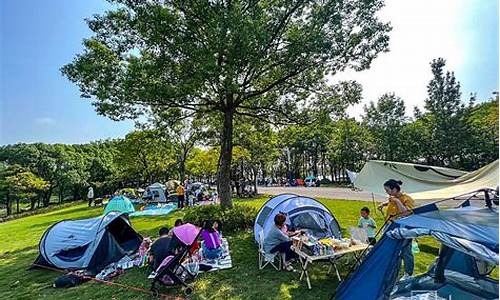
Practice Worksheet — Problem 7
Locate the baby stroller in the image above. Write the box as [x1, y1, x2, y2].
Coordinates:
[150, 223, 201, 297]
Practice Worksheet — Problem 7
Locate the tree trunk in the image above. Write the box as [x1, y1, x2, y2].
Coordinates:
[252, 165, 258, 195]
[6, 191, 11, 216]
[16, 198, 20, 214]
[217, 109, 234, 208]
[43, 188, 53, 207]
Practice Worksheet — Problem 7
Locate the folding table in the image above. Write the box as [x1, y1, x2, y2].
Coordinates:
[291, 243, 369, 289]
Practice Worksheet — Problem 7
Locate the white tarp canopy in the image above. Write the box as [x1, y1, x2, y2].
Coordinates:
[354, 160, 499, 201]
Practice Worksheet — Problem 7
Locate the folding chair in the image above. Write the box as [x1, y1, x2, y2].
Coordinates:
[257, 233, 283, 270]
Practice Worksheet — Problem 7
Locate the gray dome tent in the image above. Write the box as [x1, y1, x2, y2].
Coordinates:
[254, 194, 342, 243]
[34, 211, 142, 272]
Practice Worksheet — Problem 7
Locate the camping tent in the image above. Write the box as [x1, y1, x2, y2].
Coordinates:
[335, 203, 499, 300]
[34, 211, 142, 272]
[143, 182, 167, 202]
[104, 195, 135, 215]
[353, 160, 498, 201]
[165, 180, 180, 193]
[254, 194, 342, 243]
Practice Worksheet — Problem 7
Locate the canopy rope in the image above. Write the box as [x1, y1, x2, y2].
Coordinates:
[32, 263, 185, 300]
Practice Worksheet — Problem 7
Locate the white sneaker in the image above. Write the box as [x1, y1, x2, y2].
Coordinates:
[284, 263, 295, 272]
[400, 273, 411, 281]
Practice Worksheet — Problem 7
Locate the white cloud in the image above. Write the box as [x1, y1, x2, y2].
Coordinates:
[35, 117, 56, 126]
[332, 0, 468, 119]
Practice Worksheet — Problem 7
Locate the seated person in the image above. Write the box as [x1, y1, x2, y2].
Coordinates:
[263, 213, 302, 271]
[201, 220, 223, 259]
[149, 227, 172, 270]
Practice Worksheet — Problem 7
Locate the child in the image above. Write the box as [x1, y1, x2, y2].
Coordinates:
[358, 207, 377, 245]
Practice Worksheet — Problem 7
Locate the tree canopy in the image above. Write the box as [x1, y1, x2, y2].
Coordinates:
[62, 0, 391, 207]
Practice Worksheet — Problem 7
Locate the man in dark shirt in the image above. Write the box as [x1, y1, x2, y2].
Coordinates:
[150, 227, 172, 270]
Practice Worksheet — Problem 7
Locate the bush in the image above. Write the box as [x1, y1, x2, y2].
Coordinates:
[320, 178, 332, 184]
[183, 204, 258, 233]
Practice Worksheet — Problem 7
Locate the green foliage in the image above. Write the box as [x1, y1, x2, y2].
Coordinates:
[363, 93, 407, 161]
[186, 147, 219, 178]
[183, 204, 258, 233]
[328, 118, 373, 171]
[115, 130, 176, 185]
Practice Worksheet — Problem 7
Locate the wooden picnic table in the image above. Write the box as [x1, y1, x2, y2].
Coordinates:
[291, 241, 369, 290]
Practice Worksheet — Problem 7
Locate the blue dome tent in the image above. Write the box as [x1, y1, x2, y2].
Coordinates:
[254, 194, 341, 243]
[335, 200, 499, 300]
[34, 211, 142, 273]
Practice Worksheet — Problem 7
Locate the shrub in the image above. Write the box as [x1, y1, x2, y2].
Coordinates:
[320, 178, 332, 184]
[183, 204, 258, 233]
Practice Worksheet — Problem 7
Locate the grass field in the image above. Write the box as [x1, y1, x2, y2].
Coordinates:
[0, 196, 492, 299]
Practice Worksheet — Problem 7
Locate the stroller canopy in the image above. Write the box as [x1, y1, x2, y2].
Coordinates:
[34, 212, 142, 272]
[172, 223, 201, 246]
[104, 195, 135, 215]
[335, 203, 499, 300]
[254, 194, 341, 243]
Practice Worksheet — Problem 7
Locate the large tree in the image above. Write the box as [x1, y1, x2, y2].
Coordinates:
[363, 93, 407, 161]
[422, 58, 468, 167]
[62, 0, 390, 207]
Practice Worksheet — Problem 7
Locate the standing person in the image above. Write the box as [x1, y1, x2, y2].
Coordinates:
[184, 176, 191, 202]
[378, 179, 416, 280]
[357, 207, 377, 245]
[87, 186, 94, 207]
[176, 184, 185, 209]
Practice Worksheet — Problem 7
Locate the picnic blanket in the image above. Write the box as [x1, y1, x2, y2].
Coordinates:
[129, 203, 177, 217]
[200, 238, 233, 272]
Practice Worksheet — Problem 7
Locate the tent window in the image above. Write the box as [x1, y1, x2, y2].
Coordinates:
[256, 206, 272, 227]
[476, 259, 496, 276]
[54, 244, 89, 261]
[107, 218, 141, 252]
[290, 213, 329, 238]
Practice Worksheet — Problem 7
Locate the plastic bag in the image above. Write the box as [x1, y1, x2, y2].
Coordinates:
[411, 240, 420, 254]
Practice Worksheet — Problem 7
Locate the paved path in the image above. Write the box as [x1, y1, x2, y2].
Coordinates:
[258, 186, 386, 202]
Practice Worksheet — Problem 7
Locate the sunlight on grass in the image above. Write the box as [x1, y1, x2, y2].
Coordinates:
[1, 195, 495, 299]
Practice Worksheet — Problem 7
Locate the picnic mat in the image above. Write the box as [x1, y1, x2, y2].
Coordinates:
[129, 203, 177, 217]
[200, 238, 233, 272]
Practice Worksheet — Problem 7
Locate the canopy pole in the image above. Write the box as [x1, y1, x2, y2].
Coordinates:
[485, 189, 492, 209]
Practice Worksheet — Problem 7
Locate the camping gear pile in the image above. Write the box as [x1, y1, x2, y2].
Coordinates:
[293, 234, 363, 257]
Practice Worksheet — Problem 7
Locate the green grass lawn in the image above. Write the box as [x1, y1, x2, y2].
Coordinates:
[0, 196, 493, 299]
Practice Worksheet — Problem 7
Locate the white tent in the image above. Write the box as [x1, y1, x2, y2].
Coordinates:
[354, 160, 498, 201]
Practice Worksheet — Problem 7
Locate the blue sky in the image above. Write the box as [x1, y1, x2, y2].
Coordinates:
[1, 0, 498, 145]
